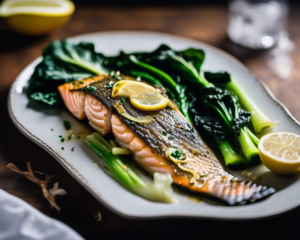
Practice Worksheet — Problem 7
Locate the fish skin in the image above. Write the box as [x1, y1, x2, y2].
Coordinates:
[111, 113, 275, 205]
[73, 75, 276, 205]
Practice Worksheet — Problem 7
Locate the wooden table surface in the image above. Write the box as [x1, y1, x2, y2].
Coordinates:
[1, 5, 300, 239]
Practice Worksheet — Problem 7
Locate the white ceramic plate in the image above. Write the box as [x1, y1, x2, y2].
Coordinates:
[8, 31, 300, 220]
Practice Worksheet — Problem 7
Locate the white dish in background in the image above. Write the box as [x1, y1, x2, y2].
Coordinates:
[8, 31, 300, 220]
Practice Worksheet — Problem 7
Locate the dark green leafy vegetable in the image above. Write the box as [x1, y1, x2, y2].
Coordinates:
[194, 115, 226, 140]
[193, 110, 248, 168]
[204, 71, 274, 133]
[26, 40, 107, 105]
[193, 87, 259, 164]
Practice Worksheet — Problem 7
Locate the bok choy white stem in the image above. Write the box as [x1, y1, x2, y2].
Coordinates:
[85, 132, 176, 203]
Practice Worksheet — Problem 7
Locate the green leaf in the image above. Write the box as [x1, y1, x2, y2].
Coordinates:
[132, 45, 207, 85]
[42, 40, 107, 77]
[26, 40, 108, 106]
[193, 115, 227, 140]
[232, 109, 251, 136]
[204, 71, 231, 86]
[177, 48, 205, 74]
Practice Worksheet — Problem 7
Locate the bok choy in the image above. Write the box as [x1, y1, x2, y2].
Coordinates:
[204, 71, 274, 133]
[26, 40, 108, 105]
[85, 132, 176, 203]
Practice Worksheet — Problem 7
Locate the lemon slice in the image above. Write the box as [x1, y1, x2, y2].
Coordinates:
[111, 80, 158, 98]
[130, 93, 169, 111]
[0, 0, 75, 35]
[111, 80, 174, 111]
[258, 132, 300, 174]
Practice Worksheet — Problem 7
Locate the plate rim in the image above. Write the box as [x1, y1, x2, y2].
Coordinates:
[8, 30, 300, 220]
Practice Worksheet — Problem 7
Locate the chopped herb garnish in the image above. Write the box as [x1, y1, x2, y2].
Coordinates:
[63, 120, 71, 130]
[61, 147, 64, 150]
[162, 131, 167, 136]
[61, 138, 65, 143]
[77, 136, 80, 139]
[200, 174, 208, 177]
[170, 150, 182, 160]
[114, 76, 122, 81]
[191, 129, 195, 133]
[105, 81, 115, 88]
[51, 129, 53, 131]
[168, 136, 173, 140]
[121, 97, 126, 104]
[167, 129, 172, 133]
[79, 81, 84, 84]
[72, 82, 75, 85]
[190, 181, 194, 185]
[172, 146, 178, 149]
[71, 147, 75, 151]
[131, 121, 136, 125]
[68, 135, 72, 140]
[84, 85, 97, 92]
[111, 71, 122, 80]
[59, 135, 63, 138]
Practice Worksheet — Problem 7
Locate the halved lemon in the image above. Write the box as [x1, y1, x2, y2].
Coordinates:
[258, 132, 300, 174]
[130, 93, 169, 111]
[0, 0, 75, 35]
[111, 80, 158, 98]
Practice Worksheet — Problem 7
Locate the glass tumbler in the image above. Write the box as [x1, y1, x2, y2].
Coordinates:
[227, 0, 289, 49]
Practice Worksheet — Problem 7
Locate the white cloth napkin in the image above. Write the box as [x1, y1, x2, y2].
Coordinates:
[0, 189, 84, 240]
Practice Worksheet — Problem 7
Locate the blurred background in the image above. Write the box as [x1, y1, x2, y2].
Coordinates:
[71, 0, 298, 5]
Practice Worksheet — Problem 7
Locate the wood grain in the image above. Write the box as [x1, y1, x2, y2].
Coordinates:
[1, 5, 300, 239]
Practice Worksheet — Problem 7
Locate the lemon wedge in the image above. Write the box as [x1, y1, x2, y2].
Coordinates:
[258, 132, 300, 174]
[111, 80, 158, 98]
[0, 0, 75, 35]
[130, 93, 169, 111]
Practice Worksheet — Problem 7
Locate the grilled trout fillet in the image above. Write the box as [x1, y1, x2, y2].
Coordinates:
[58, 75, 138, 135]
[60, 76, 276, 205]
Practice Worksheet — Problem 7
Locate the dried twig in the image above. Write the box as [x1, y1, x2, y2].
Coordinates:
[6, 162, 66, 211]
[94, 211, 102, 222]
